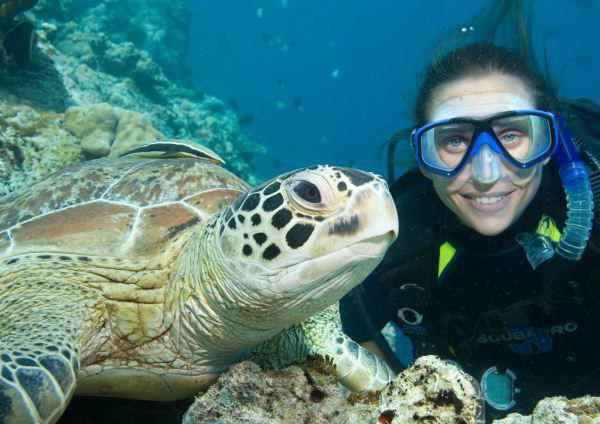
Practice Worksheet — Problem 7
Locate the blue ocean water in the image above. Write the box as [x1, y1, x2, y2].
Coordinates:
[187, 0, 600, 181]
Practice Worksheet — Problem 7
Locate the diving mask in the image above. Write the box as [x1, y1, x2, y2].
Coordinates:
[412, 110, 559, 183]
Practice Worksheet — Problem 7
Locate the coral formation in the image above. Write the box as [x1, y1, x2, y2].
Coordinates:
[64, 103, 164, 158]
[495, 396, 600, 423]
[183, 355, 486, 424]
[0, 0, 263, 196]
[0, 101, 82, 196]
[183, 359, 375, 424]
[375, 355, 485, 423]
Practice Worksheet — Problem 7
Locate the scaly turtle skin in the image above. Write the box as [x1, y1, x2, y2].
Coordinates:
[0, 144, 398, 423]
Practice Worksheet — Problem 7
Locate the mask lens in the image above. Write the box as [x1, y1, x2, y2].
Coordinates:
[492, 114, 553, 164]
[420, 123, 476, 172]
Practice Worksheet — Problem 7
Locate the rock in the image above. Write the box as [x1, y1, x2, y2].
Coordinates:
[64, 103, 117, 157]
[183, 359, 375, 424]
[64, 103, 165, 158]
[494, 396, 600, 423]
[110, 108, 163, 157]
[184, 356, 486, 424]
[0, 102, 82, 196]
[375, 355, 485, 423]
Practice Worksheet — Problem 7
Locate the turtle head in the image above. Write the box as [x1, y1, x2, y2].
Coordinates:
[216, 165, 398, 321]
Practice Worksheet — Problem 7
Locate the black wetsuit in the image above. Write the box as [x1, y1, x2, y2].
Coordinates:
[340, 166, 600, 415]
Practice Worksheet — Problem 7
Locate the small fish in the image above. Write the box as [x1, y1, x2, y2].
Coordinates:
[276, 101, 286, 110]
[331, 68, 340, 79]
[571, 54, 593, 68]
[256, 7, 263, 18]
[228, 97, 240, 110]
[220, 34, 233, 53]
[193, 90, 205, 100]
[238, 114, 255, 125]
[293, 97, 304, 112]
[207, 103, 226, 115]
[260, 32, 272, 43]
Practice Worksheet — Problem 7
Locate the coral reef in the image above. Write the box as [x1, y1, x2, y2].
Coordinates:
[0, 101, 82, 196]
[0, 0, 263, 197]
[64, 102, 164, 158]
[34, 0, 189, 81]
[376, 355, 485, 424]
[183, 359, 375, 424]
[184, 355, 485, 424]
[495, 396, 600, 424]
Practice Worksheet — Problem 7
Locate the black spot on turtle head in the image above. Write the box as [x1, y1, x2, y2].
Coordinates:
[286, 223, 315, 249]
[6, 258, 18, 265]
[315, 216, 325, 222]
[335, 168, 374, 186]
[337, 181, 347, 192]
[237, 215, 246, 224]
[263, 181, 281, 196]
[271, 208, 293, 229]
[241, 193, 261, 211]
[253, 233, 267, 245]
[262, 243, 281, 260]
[262, 193, 284, 212]
[307, 165, 319, 171]
[37, 255, 52, 260]
[329, 215, 360, 236]
[228, 218, 236, 229]
[251, 213, 261, 226]
[242, 245, 253, 256]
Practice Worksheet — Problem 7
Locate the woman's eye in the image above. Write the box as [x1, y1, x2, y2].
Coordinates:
[443, 136, 467, 149]
[500, 132, 521, 143]
[293, 181, 321, 203]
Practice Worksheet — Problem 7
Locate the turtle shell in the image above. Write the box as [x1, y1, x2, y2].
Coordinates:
[0, 157, 250, 259]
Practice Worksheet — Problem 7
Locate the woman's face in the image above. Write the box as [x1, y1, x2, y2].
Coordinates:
[424, 73, 545, 236]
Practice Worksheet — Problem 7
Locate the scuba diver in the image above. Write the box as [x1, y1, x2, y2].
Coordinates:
[340, 0, 600, 418]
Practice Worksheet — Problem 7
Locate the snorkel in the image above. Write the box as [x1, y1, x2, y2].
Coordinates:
[518, 113, 594, 268]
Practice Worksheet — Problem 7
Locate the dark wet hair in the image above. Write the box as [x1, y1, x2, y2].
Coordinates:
[413, 42, 557, 126]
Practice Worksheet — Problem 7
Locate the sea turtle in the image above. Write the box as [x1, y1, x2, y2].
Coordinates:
[0, 141, 398, 423]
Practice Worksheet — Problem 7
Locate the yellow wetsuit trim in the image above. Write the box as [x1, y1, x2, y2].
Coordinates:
[536, 214, 562, 243]
[438, 241, 457, 278]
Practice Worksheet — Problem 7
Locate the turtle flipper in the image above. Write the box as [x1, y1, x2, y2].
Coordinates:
[0, 277, 97, 423]
[300, 304, 394, 392]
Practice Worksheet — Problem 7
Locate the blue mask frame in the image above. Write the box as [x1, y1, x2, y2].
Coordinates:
[411, 109, 559, 178]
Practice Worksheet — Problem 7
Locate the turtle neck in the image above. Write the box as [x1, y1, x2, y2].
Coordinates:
[434, 168, 564, 256]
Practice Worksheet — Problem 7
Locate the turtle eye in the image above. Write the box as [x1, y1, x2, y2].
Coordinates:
[293, 180, 321, 203]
